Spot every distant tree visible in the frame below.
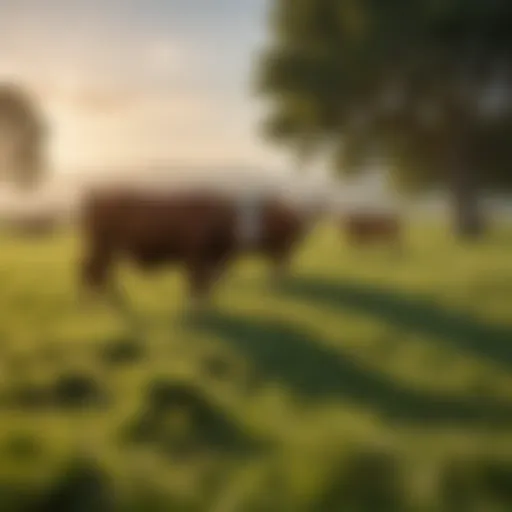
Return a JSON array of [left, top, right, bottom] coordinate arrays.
[[257, 0, 512, 237], [0, 83, 47, 189]]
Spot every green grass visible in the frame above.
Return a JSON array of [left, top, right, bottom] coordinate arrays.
[[0, 221, 511, 511]]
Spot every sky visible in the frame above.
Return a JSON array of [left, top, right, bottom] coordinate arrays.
[[0, 0, 290, 174]]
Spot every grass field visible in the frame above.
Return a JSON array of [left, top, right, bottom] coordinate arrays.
[[0, 221, 511, 511]]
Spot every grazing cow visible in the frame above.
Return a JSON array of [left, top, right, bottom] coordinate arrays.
[[79, 184, 325, 314], [234, 192, 320, 281], [342, 210, 403, 251]]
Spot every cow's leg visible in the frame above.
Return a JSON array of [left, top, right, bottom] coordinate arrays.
[[185, 259, 216, 317], [80, 245, 142, 333], [89, 258, 144, 336], [80, 244, 113, 306], [270, 249, 292, 285], [107, 278, 131, 316], [106, 278, 146, 337], [185, 254, 232, 319], [209, 254, 230, 288]]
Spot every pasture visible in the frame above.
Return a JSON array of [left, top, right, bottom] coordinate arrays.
[[0, 221, 511, 511]]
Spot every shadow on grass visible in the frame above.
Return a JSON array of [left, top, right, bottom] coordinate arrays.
[[193, 311, 512, 429], [274, 276, 512, 371], [123, 379, 263, 459]]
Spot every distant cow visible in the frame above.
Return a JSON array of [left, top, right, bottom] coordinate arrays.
[[80, 186, 322, 314], [3, 212, 59, 237], [342, 210, 403, 251]]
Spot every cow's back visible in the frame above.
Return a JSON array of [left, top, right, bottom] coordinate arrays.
[[81, 188, 236, 267]]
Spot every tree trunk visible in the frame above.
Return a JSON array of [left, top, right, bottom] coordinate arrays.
[[450, 158, 485, 240]]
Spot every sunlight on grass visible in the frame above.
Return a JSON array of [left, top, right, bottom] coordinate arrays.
[[0, 222, 511, 509]]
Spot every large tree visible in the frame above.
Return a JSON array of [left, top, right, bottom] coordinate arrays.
[[257, 0, 512, 237], [0, 83, 47, 189]]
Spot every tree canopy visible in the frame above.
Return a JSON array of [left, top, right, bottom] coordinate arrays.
[[257, 0, 512, 192], [0, 83, 47, 189]]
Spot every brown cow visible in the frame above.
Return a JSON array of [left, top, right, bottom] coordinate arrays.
[[342, 210, 403, 252], [79, 185, 321, 316]]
